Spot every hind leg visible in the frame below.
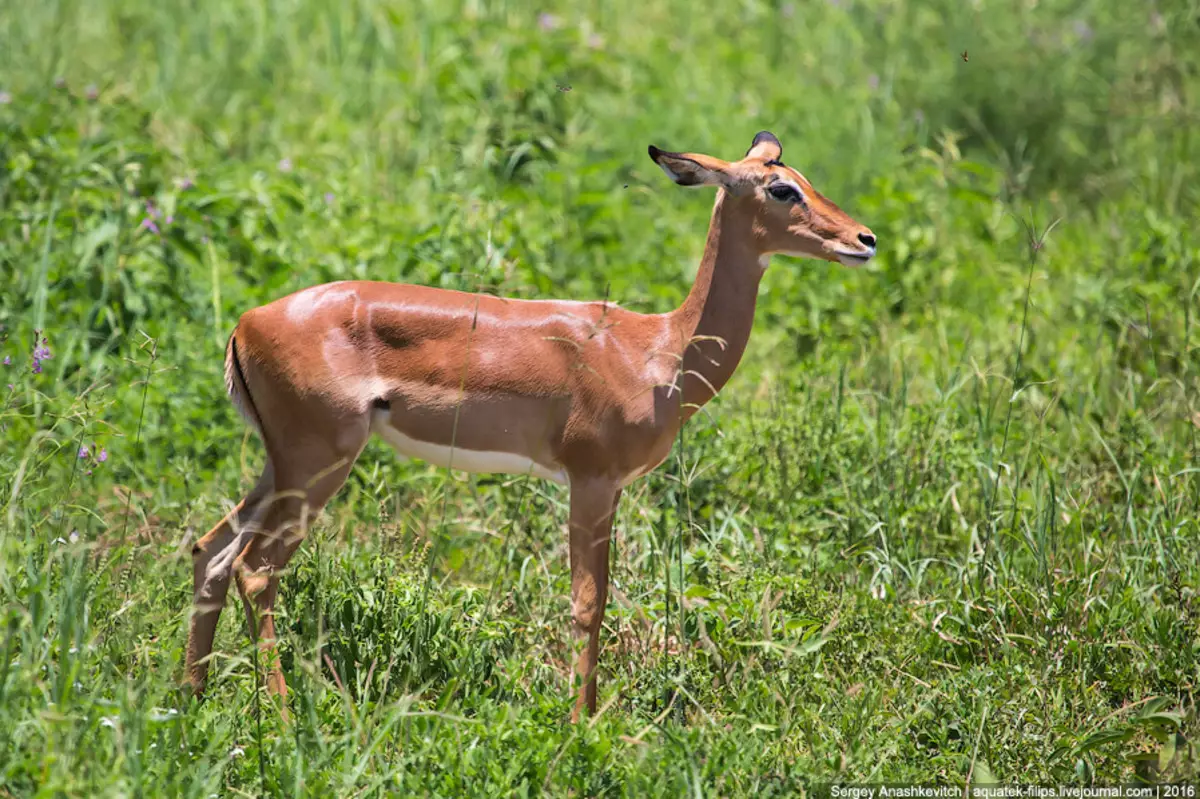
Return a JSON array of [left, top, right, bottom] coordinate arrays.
[[186, 462, 275, 696], [234, 427, 369, 712]]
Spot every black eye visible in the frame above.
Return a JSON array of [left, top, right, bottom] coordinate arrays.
[[767, 183, 802, 203]]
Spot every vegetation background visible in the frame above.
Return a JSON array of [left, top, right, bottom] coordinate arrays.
[[1, 0, 1199, 794]]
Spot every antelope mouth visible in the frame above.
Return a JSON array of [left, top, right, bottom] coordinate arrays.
[[835, 249, 875, 267]]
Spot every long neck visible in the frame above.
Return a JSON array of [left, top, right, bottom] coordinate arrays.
[[669, 191, 767, 419]]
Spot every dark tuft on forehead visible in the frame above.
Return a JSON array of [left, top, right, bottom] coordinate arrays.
[[764, 158, 785, 168]]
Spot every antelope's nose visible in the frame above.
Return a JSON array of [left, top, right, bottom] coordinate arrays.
[[858, 232, 877, 250]]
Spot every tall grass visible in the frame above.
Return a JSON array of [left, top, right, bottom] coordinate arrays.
[[1, 0, 1198, 793]]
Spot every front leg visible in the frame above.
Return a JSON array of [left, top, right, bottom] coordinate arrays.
[[567, 476, 622, 722]]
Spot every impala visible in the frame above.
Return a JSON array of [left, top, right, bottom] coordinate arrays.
[[185, 131, 876, 720]]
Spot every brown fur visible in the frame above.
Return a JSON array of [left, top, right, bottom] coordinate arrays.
[[185, 132, 876, 721]]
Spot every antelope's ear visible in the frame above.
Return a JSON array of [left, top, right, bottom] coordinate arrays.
[[647, 145, 734, 188], [744, 130, 782, 161]]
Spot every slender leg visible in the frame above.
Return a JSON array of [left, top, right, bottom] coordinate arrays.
[[233, 493, 307, 716], [186, 463, 274, 696], [236, 571, 289, 698], [567, 476, 622, 722], [233, 441, 364, 716]]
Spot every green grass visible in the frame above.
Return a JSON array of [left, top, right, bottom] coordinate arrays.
[[1, 0, 1199, 794]]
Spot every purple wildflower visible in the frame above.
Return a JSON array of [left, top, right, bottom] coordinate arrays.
[[85, 84, 98, 101], [278, 158, 293, 173], [867, 73, 880, 91], [166, 215, 174, 225], [2, 356, 9, 366], [324, 192, 335, 204], [141, 218, 160, 234], [586, 33, 604, 49], [32, 338, 52, 374], [145, 201, 160, 219], [98, 448, 108, 463], [54, 77, 67, 90], [0, 91, 11, 105], [177, 177, 194, 190], [79, 446, 89, 459], [1072, 19, 1093, 42], [537, 12, 560, 31]]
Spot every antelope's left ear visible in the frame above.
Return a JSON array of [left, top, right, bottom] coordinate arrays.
[[648, 145, 735, 188], [744, 130, 782, 162]]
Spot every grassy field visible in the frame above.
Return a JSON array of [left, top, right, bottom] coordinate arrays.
[[2, 0, 1200, 794]]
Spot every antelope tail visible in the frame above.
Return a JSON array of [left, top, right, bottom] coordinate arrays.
[[223, 330, 264, 438]]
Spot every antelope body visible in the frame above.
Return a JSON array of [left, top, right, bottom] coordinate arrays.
[[186, 131, 877, 720]]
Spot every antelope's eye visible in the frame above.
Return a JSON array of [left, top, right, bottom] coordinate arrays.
[[767, 183, 802, 203]]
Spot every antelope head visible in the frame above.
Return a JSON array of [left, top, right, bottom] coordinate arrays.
[[649, 131, 877, 267]]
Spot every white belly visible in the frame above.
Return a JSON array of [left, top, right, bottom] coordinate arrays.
[[370, 411, 568, 485]]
